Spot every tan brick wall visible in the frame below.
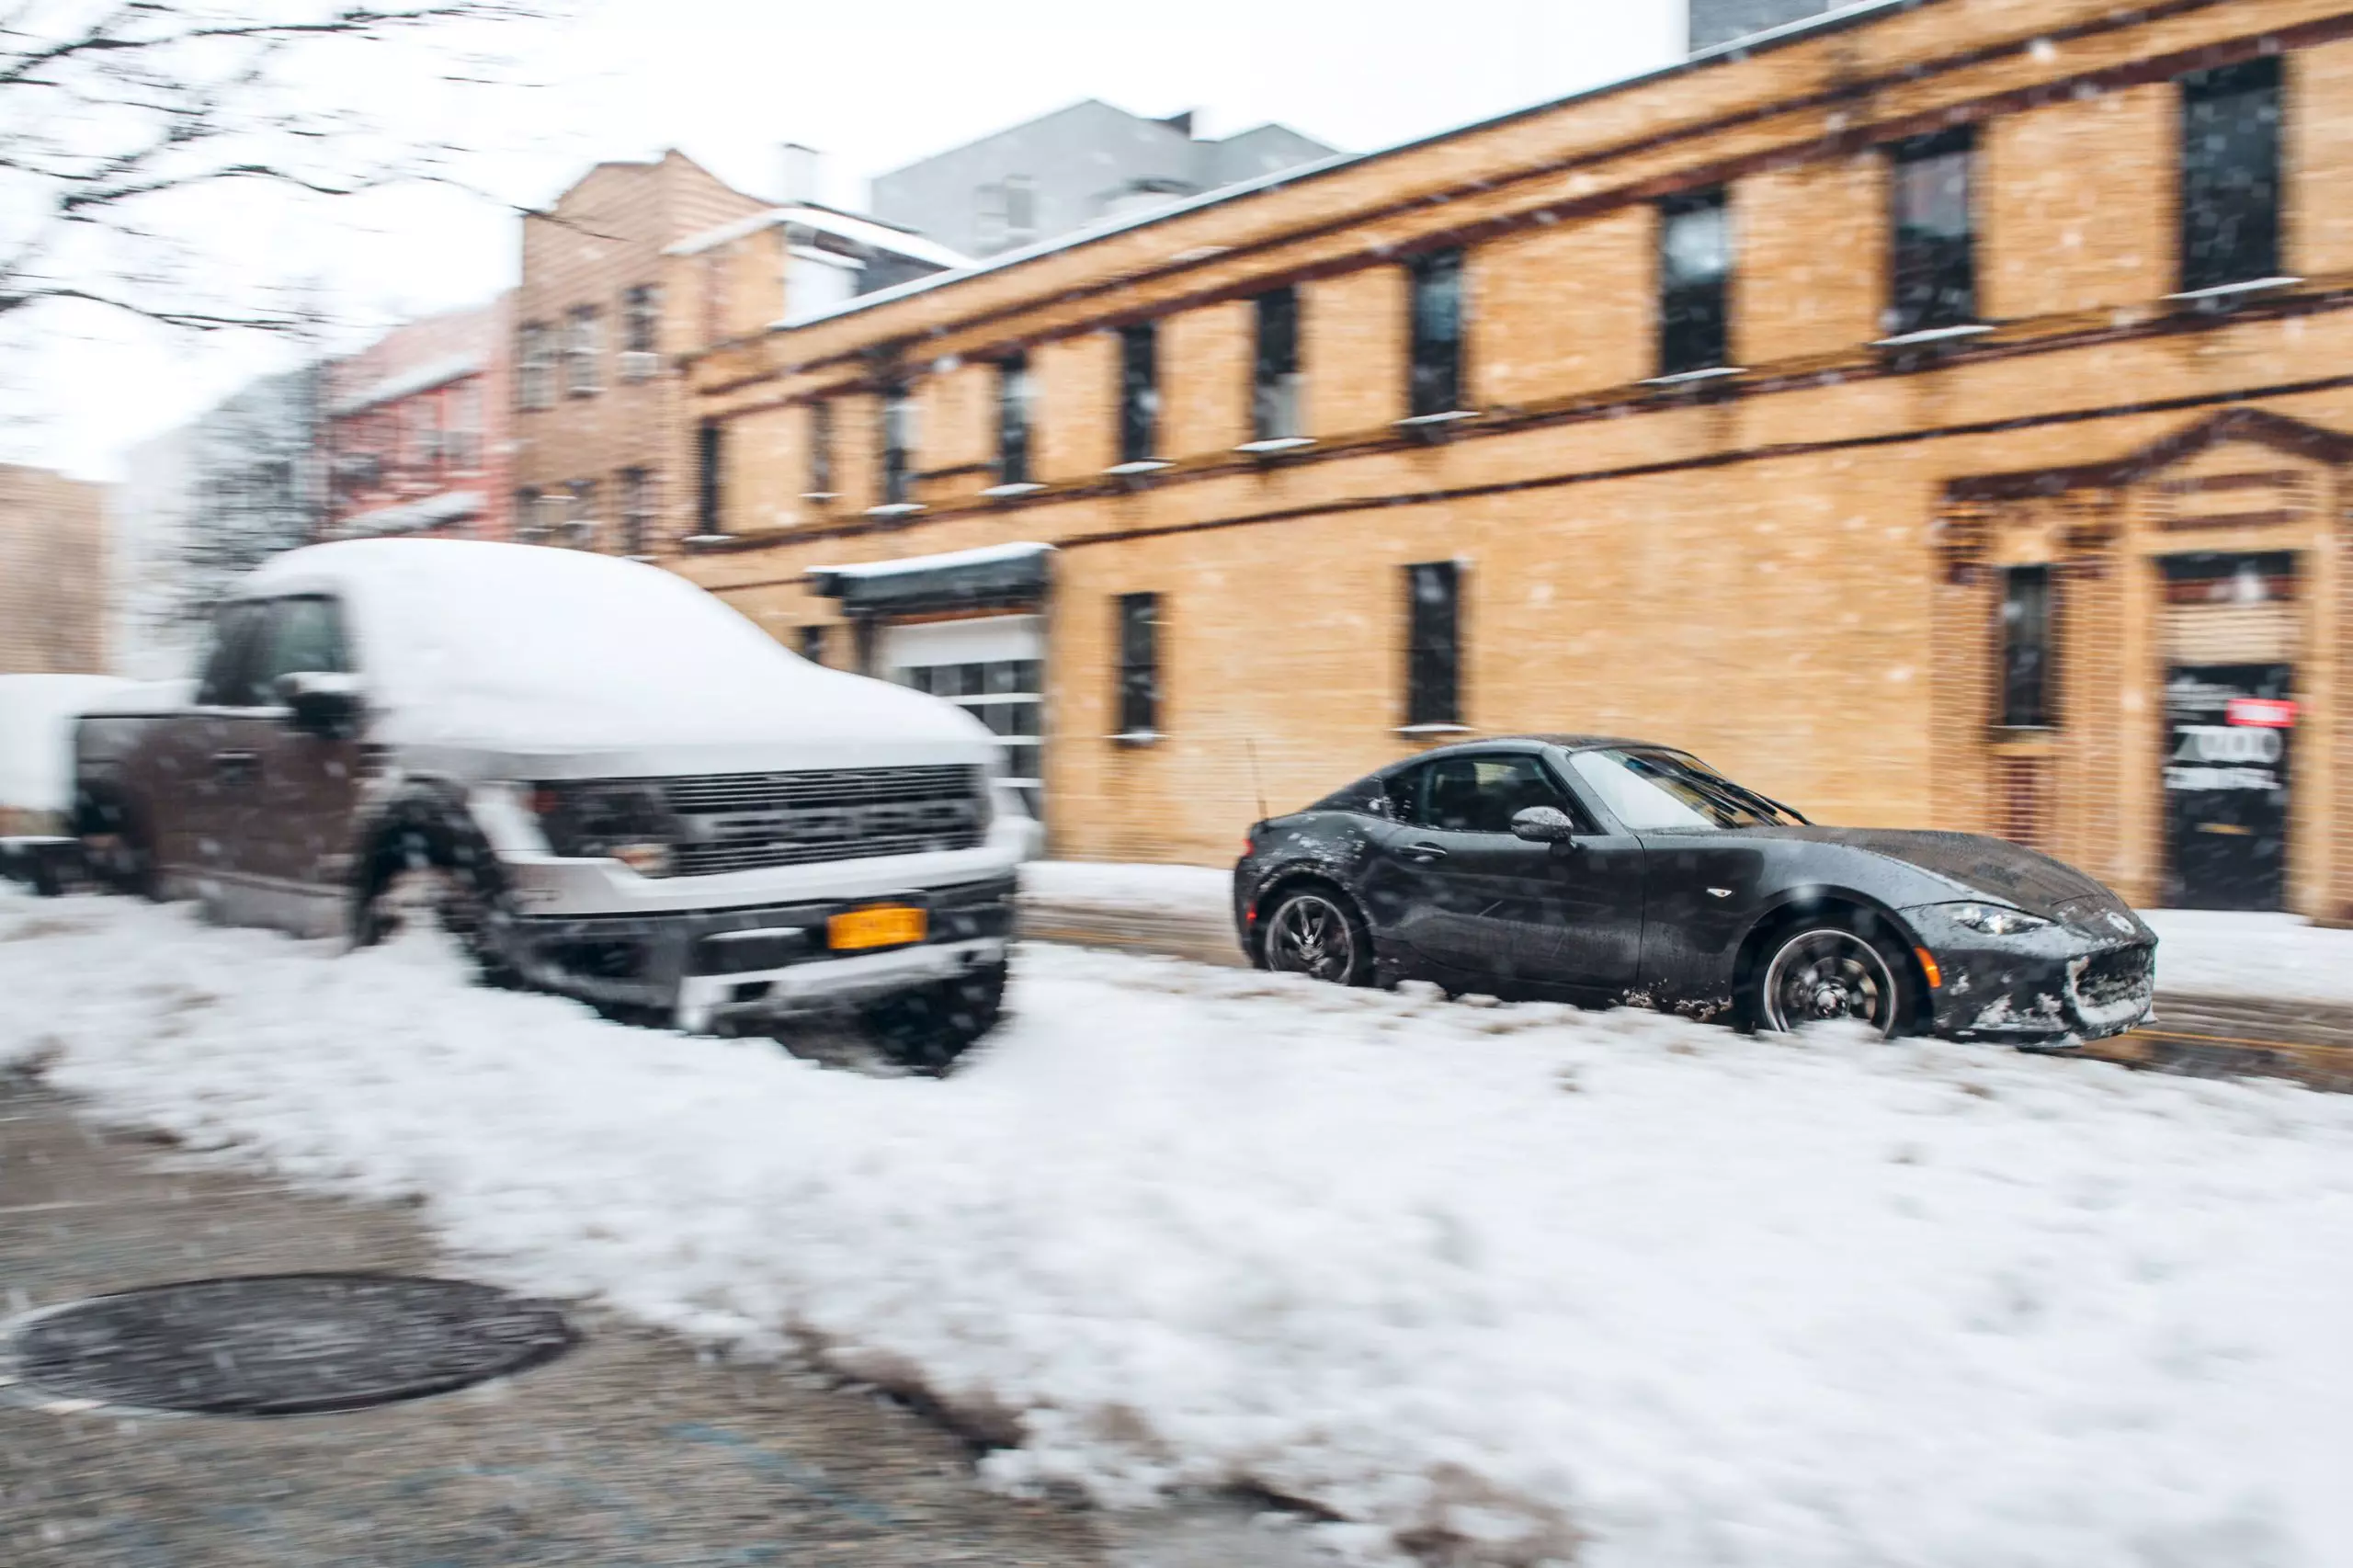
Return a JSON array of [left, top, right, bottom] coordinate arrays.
[[2290, 37, 2353, 278], [1472, 208, 1652, 405], [1733, 152, 1885, 363], [672, 0, 2353, 897], [0, 465, 107, 675], [1982, 86, 2171, 320]]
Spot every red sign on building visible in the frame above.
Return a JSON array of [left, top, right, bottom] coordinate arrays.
[[2225, 698, 2298, 729]]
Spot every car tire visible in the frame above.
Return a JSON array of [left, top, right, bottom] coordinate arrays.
[[860, 960, 1006, 1075], [1257, 883, 1374, 987], [1751, 916, 1913, 1040], [352, 808, 520, 988]]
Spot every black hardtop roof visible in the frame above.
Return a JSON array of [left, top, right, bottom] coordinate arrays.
[[1373, 734, 1680, 774]]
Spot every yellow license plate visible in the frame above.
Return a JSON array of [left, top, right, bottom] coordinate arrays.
[[827, 905, 927, 950]]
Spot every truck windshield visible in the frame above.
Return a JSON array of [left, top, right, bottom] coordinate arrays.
[[1569, 747, 1805, 831]]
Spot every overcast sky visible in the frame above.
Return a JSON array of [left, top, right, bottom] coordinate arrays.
[[19, 0, 1683, 482]]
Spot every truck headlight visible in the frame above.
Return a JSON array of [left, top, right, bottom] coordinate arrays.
[[1948, 903, 2051, 937], [527, 781, 681, 877]]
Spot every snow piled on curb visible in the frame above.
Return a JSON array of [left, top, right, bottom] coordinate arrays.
[[5, 889, 2352, 1567]]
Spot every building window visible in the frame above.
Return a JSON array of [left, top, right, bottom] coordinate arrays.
[[1005, 176, 1037, 246], [808, 399, 835, 497], [565, 478, 598, 548], [881, 385, 915, 505], [1658, 187, 1732, 375], [1885, 128, 1975, 337], [996, 354, 1033, 485], [621, 284, 660, 355], [799, 624, 828, 665], [1118, 323, 1158, 463], [407, 398, 440, 468], [444, 383, 481, 472], [535, 489, 568, 540], [1998, 565, 2056, 728], [517, 322, 554, 410], [1116, 593, 1160, 736], [1406, 249, 1465, 417], [563, 305, 601, 396], [696, 419, 725, 537], [1405, 562, 1461, 726], [618, 467, 654, 557], [1252, 286, 1302, 441], [2179, 57, 2284, 294], [514, 485, 541, 540]]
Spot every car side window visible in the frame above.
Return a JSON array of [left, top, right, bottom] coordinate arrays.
[[1412, 755, 1582, 835], [253, 597, 351, 700], [193, 602, 269, 708]]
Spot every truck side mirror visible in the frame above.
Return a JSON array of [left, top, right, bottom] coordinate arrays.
[[278, 671, 362, 738]]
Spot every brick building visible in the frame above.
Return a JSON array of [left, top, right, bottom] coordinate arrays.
[[513, 149, 965, 558], [672, 0, 2353, 917], [324, 298, 511, 540], [0, 464, 107, 674]]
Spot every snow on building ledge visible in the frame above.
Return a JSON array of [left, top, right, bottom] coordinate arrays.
[[665, 205, 969, 271], [330, 354, 485, 418], [805, 541, 1054, 615], [337, 489, 485, 539]]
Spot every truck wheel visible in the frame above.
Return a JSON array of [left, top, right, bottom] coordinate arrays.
[[860, 960, 1007, 1075], [354, 819, 520, 988]]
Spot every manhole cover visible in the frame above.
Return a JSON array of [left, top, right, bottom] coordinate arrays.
[[2, 1274, 575, 1415]]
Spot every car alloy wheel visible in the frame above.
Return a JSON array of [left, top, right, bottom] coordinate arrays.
[[1264, 891, 1359, 983], [1760, 926, 1901, 1038]]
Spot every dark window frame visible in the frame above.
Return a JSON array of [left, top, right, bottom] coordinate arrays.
[[799, 624, 828, 665], [995, 354, 1033, 484], [1657, 187, 1732, 376], [1118, 323, 1159, 463], [1252, 286, 1302, 440], [1885, 127, 1978, 338], [1116, 592, 1160, 736], [1404, 561, 1461, 727], [696, 419, 725, 537], [808, 399, 834, 497], [620, 283, 660, 360], [881, 385, 914, 505], [1998, 564, 2059, 729], [194, 600, 273, 708], [618, 466, 654, 557], [563, 304, 602, 397], [1405, 249, 1466, 418], [2177, 56, 2285, 294]]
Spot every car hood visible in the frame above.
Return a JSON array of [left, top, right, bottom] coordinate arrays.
[[1744, 826, 2119, 917]]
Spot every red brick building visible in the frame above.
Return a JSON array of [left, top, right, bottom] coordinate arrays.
[[322, 296, 513, 541]]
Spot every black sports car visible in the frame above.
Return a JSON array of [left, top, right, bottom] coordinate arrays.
[[1233, 737, 2157, 1043]]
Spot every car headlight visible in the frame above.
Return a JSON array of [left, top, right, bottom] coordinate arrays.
[[527, 781, 680, 877], [1948, 903, 2052, 937]]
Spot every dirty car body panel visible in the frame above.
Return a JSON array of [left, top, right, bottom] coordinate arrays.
[[1234, 736, 2155, 1042]]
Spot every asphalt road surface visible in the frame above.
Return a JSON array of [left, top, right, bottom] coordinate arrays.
[[0, 1075, 1328, 1568]]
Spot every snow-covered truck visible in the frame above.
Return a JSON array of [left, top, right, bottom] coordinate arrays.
[[70, 540, 1039, 1068], [0, 673, 135, 892]]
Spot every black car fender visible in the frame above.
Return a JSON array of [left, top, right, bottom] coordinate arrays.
[[1726, 884, 1935, 1023]]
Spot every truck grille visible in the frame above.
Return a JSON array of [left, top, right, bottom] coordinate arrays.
[[664, 766, 987, 877]]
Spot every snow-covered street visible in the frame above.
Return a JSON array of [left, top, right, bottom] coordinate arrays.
[[5, 886, 2352, 1567]]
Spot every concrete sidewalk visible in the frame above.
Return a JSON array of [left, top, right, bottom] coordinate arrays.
[[0, 1074, 1324, 1568], [1016, 891, 2353, 1093]]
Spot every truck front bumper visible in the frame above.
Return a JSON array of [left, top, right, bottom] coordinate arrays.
[[501, 873, 1016, 1031]]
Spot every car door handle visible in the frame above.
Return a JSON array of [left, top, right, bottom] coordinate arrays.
[[211, 749, 260, 782], [1401, 842, 1449, 863]]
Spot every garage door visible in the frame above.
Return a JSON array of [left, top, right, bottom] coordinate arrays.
[[878, 615, 1045, 821]]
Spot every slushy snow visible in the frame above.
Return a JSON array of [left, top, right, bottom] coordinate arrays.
[[4, 886, 2349, 1567]]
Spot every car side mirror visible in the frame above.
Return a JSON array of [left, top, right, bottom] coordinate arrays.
[[278, 671, 362, 738], [1510, 805, 1580, 844]]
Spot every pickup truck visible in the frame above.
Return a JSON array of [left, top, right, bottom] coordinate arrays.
[[71, 539, 1037, 1069]]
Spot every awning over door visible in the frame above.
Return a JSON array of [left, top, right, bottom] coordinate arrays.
[[806, 541, 1054, 616]]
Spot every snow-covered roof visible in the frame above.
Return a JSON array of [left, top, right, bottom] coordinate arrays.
[[666, 205, 969, 270], [330, 354, 483, 418], [762, 0, 1919, 336], [336, 489, 483, 539], [805, 540, 1054, 580]]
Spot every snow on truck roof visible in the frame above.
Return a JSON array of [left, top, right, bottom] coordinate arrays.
[[240, 540, 989, 754]]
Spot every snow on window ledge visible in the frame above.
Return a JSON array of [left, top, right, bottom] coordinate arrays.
[[2163, 276, 2302, 304], [1109, 730, 1164, 746], [1396, 722, 1473, 736], [983, 482, 1047, 499], [681, 532, 734, 548], [1870, 323, 1994, 349], [864, 502, 926, 518], [1395, 410, 1480, 428], [1236, 437, 1315, 455], [1641, 366, 1746, 387], [1104, 460, 1172, 477]]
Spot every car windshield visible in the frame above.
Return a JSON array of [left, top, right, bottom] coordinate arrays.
[[1568, 747, 1806, 831]]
